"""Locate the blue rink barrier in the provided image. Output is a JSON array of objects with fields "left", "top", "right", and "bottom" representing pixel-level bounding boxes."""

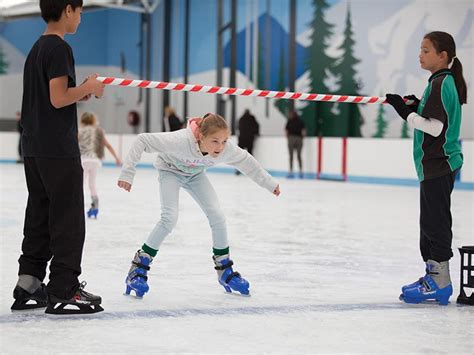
[{"left": 2, "top": 160, "right": 472, "bottom": 191}]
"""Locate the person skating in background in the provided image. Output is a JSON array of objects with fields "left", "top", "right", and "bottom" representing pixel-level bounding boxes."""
[
  {"left": 78, "top": 112, "right": 121, "bottom": 219},
  {"left": 164, "top": 106, "right": 183, "bottom": 132},
  {"left": 285, "top": 110, "right": 305, "bottom": 178},
  {"left": 235, "top": 109, "right": 260, "bottom": 175},
  {"left": 386, "top": 31, "right": 466, "bottom": 305},
  {"left": 118, "top": 113, "right": 280, "bottom": 298},
  {"left": 237, "top": 109, "right": 259, "bottom": 156}
]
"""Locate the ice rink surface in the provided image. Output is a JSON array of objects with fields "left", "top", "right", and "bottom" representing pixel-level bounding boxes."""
[{"left": 1, "top": 163, "right": 473, "bottom": 354}]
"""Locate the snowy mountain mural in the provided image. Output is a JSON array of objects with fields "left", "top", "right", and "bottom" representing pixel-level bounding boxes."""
[{"left": 223, "top": 13, "right": 307, "bottom": 91}]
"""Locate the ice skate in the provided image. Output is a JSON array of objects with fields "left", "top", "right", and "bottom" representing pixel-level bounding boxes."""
[
  {"left": 125, "top": 250, "right": 153, "bottom": 298},
  {"left": 87, "top": 196, "right": 99, "bottom": 218},
  {"left": 11, "top": 283, "right": 47, "bottom": 311},
  {"left": 400, "top": 260, "right": 453, "bottom": 305},
  {"left": 45, "top": 281, "right": 103, "bottom": 314},
  {"left": 87, "top": 208, "right": 98, "bottom": 218},
  {"left": 213, "top": 254, "right": 250, "bottom": 296}
]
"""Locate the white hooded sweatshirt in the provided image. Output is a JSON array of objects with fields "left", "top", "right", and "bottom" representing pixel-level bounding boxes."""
[{"left": 118, "top": 118, "right": 278, "bottom": 193}]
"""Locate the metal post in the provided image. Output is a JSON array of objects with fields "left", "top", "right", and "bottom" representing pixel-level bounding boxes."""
[
  {"left": 229, "top": 0, "right": 237, "bottom": 134},
  {"left": 288, "top": 0, "right": 296, "bottom": 113},
  {"left": 144, "top": 12, "right": 152, "bottom": 132},
  {"left": 265, "top": 0, "right": 271, "bottom": 117},
  {"left": 162, "top": 0, "right": 171, "bottom": 131},
  {"left": 138, "top": 13, "right": 145, "bottom": 106},
  {"left": 216, "top": 0, "right": 225, "bottom": 117},
  {"left": 183, "top": 0, "right": 190, "bottom": 120}
]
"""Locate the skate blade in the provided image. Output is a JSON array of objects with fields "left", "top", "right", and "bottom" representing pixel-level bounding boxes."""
[
  {"left": 11, "top": 299, "right": 47, "bottom": 311},
  {"left": 45, "top": 303, "right": 104, "bottom": 315},
  {"left": 399, "top": 294, "right": 449, "bottom": 306},
  {"left": 123, "top": 292, "right": 145, "bottom": 299},
  {"left": 223, "top": 290, "right": 251, "bottom": 297},
  {"left": 11, "top": 304, "right": 47, "bottom": 312}
]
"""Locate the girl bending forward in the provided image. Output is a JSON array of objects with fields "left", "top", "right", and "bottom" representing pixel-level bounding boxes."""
[{"left": 118, "top": 113, "right": 280, "bottom": 297}]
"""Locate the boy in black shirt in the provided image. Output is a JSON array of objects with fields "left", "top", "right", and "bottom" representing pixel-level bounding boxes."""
[{"left": 11, "top": 0, "right": 105, "bottom": 314}]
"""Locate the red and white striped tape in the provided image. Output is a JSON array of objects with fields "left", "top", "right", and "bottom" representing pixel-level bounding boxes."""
[{"left": 97, "top": 76, "right": 410, "bottom": 105}]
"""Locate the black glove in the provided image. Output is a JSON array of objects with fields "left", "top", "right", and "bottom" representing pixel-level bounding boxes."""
[
  {"left": 403, "top": 94, "right": 420, "bottom": 112},
  {"left": 385, "top": 94, "right": 414, "bottom": 121}
]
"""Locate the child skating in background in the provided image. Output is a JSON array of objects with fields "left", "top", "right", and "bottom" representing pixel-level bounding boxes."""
[
  {"left": 386, "top": 31, "right": 466, "bottom": 305},
  {"left": 118, "top": 113, "right": 280, "bottom": 297},
  {"left": 78, "top": 112, "right": 121, "bottom": 218}
]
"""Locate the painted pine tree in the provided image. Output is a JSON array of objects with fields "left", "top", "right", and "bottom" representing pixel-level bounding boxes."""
[
  {"left": 401, "top": 120, "right": 410, "bottom": 138},
  {"left": 331, "top": 4, "right": 363, "bottom": 137},
  {"left": 0, "top": 45, "right": 8, "bottom": 74},
  {"left": 300, "top": 0, "right": 335, "bottom": 136},
  {"left": 372, "top": 100, "right": 387, "bottom": 138}
]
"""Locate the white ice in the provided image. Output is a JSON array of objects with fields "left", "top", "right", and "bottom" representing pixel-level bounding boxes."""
[{"left": 1, "top": 164, "right": 473, "bottom": 354}]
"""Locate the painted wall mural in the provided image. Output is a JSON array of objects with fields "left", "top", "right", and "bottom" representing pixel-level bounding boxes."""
[{"left": 0, "top": 0, "right": 472, "bottom": 138}]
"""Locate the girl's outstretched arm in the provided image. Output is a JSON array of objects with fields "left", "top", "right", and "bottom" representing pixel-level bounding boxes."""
[
  {"left": 225, "top": 142, "right": 279, "bottom": 194},
  {"left": 117, "top": 180, "right": 131, "bottom": 192},
  {"left": 118, "top": 131, "right": 183, "bottom": 187},
  {"left": 273, "top": 184, "right": 280, "bottom": 196}
]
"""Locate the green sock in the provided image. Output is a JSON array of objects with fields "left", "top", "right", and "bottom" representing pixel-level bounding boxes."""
[
  {"left": 213, "top": 247, "right": 229, "bottom": 256},
  {"left": 141, "top": 243, "right": 158, "bottom": 257}
]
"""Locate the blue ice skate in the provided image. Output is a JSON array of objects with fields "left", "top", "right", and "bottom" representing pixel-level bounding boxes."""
[
  {"left": 213, "top": 255, "right": 250, "bottom": 296},
  {"left": 125, "top": 250, "right": 153, "bottom": 298},
  {"left": 87, "top": 208, "right": 98, "bottom": 219},
  {"left": 400, "top": 260, "right": 452, "bottom": 306},
  {"left": 400, "top": 275, "right": 452, "bottom": 305}
]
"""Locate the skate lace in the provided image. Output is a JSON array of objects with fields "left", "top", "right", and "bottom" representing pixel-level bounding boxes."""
[{"left": 77, "top": 281, "right": 95, "bottom": 298}]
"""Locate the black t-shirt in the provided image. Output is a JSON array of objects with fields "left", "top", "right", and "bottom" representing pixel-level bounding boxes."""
[
  {"left": 21, "top": 35, "right": 79, "bottom": 157},
  {"left": 285, "top": 118, "right": 305, "bottom": 136}
]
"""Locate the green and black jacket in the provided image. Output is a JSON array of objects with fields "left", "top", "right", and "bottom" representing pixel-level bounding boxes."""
[{"left": 414, "top": 69, "right": 463, "bottom": 181}]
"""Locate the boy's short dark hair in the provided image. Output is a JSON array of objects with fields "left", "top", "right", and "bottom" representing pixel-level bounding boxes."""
[{"left": 40, "top": 0, "right": 83, "bottom": 23}]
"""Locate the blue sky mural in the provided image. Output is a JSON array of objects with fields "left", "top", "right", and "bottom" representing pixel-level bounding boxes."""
[{"left": 0, "top": 0, "right": 340, "bottom": 78}]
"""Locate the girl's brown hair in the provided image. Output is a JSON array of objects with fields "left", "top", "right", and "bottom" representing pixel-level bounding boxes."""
[
  {"left": 196, "top": 113, "right": 228, "bottom": 137},
  {"left": 80, "top": 112, "right": 97, "bottom": 126},
  {"left": 424, "top": 31, "right": 467, "bottom": 105}
]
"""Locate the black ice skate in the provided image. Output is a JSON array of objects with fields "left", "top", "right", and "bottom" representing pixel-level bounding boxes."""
[
  {"left": 45, "top": 281, "right": 104, "bottom": 315},
  {"left": 11, "top": 283, "right": 47, "bottom": 311}
]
